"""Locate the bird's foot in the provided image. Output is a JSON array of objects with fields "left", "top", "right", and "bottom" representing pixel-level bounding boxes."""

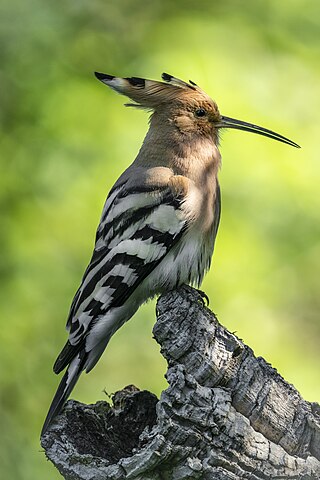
[{"left": 195, "top": 289, "right": 210, "bottom": 306}]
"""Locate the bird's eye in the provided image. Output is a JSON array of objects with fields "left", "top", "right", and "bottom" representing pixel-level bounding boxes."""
[{"left": 195, "top": 108, "right": 206, "bottom": 118}]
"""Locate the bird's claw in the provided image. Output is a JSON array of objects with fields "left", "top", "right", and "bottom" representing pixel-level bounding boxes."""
[{"left": 196, "top": 289, "right": 210, "bottom": 306}]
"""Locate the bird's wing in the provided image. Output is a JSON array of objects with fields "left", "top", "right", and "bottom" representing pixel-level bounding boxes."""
[
  {"left": 54, "top": 181, "right": 187, "bottom": 373},
  {"left": 212, "top": 182, "right": 221, "bottom": 247}
]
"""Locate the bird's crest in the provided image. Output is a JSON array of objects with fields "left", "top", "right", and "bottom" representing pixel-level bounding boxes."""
[{"left": 94, "top": 72, "right": 209, "bottom": 109}]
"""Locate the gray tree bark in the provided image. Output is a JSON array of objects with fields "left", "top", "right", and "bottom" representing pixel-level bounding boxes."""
[{"left": 41, "top": 286, "right": 320, "bottom": 479}]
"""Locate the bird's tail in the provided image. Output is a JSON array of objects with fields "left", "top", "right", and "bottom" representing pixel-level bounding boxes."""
[{"left": 41, "top": 352, "right": 86, "bottom": 437}]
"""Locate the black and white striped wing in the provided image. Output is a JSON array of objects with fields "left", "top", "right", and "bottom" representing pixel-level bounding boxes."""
[{"left": 54, "top": 184, "right": 187, "bottom": 373}]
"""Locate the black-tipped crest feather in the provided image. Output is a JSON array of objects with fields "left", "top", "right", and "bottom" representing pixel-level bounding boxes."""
[
  {"left": 125, "top": 77, "right": 145, "bottom": 87},
  {"left": 94, "top": 72, "right": 114, "bottom": 82},
  {"left": 162, "top": 72, "right": 196, "bottom": 90}
]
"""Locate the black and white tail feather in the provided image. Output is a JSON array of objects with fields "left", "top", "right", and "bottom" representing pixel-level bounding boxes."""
[{"left": 41, "top": 352, "right": 86, "bottom": 436}]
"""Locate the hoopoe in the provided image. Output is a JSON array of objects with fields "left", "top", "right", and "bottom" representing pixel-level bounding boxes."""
[{"left": 41, "top": 72, "right": 299, "bottom": 435}]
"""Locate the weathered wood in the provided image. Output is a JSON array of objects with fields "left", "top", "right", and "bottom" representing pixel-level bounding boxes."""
[{"left": 41, "top": 286, "right": 320, "bottom": 479}]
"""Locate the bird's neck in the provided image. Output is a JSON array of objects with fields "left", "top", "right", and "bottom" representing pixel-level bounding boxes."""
[{"left": 135, "top": 114, "right": 221, "bottom": 183}]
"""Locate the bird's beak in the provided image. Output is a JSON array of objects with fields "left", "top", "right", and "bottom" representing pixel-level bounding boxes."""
[{"left": 216, "top": 115, "right": 300, "bottom": 148}]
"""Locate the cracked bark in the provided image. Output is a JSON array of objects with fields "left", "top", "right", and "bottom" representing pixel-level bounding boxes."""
[{"left": 41, "top": 286, "right": 320, "bottom": 479}]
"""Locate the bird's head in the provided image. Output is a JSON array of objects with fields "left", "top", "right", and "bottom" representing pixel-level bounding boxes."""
[{"left": 94, "top": 72, "right": 300, "bottom": 148}]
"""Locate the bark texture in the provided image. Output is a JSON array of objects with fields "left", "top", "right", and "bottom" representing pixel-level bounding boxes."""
[{"left": 41, "top": 286, "right": 320, "bottom": 479}]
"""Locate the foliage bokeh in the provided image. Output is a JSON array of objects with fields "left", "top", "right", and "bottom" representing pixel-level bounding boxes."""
[{"left": 0, "top": 1, "right": 319, "bottom": 478}]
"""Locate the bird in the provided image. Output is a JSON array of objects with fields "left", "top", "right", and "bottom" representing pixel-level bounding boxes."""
[{"left": 41, "top": 72, "right": 299, "bottom": 436}]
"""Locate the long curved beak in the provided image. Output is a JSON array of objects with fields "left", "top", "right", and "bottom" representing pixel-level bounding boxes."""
[{"left": 217, "top": 115, "right": 300, "bottom": 148}]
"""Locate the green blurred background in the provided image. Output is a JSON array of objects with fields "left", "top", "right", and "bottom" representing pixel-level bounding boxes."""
[{"left": 1, "top": 0, "right": 319, "bottom": 478}]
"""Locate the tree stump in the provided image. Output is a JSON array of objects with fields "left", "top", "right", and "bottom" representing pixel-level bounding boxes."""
[{"left": 41, "top": 286, "right": 320, "bottom": 479}]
